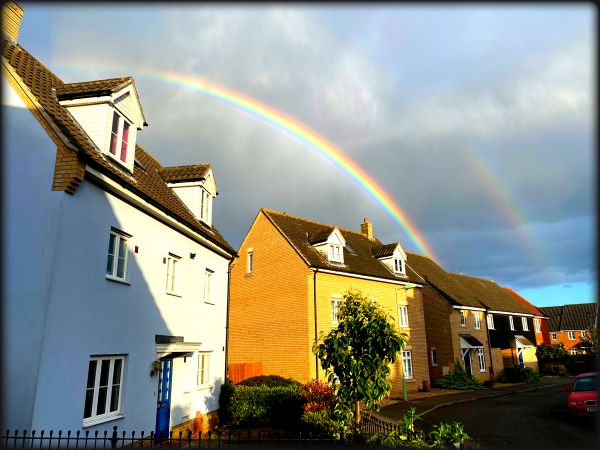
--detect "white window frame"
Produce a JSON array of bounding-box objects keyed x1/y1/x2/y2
[
  {"x1": 204, "y1": 269, "x2": 214, "y2": 304},
  {"x1": 393, "y1": 258, "x2": 405, "y2": 274},
  {"x1": 477, "y1": 348, "x2": 486, "y2": 372},
  {"x1": 197, "y1": 352, "x2": 213, "y2": 389},
  {"x1": 509, "y1": 316, "x2": 515, "y2": 331},
  {"x1": 551, "y1": 332, "x2": 557, "y2": 340},
  {"x1": 106, "y1": 230, "x2": 129, "y2": 282},
  {"x1": 83, "y1": 355, "x2": 125, "y2": 427},
  {"x1": 460, "y1": 310, "x2": 466, "y2": 327},
  {"x1": 570, "y1": 348, "x2": 578, "y2": 355},
  {"x1": 568, "y1": 331, "x2": 576, "y2": 340},
  {"x1": 165, "y1": 254, "x2": 182, "y2": 296},
  {"x1": 399, "y1": 305, "x2": 409, "y2": 328},
  {"x1": 401, "y1": 350, "x2": 413, "y2": 379},
  {"x1": 431, "y1": 347, "x2": 438, "y2": 366},
  {"x1": 534, "y1": 318, "x2": 541, "y2": 333},
  {"x1": 328, "y1": 244, "x2": 343, "y2": 263},
  {"x1": 487, "y1": 313, "x2": 495, "y2": 330},
  {"x1": 474, "y1": 312, "x2": 481, "y2": 330},
  {"x1": 199, "y1": 188, "x2": 211, "y2": 224},
  {"x1": 331, "y1": 298, "x2": 341, "y2": 324},
  {"x1": 521, "y1": 317, "x2": 529, "y2": 331},
  {"x1": 246, "y1": 250, "x2": 253, "y2": 274},
  {"x1": 108, "y1": 111, "x2": 131, "y2": 165}
]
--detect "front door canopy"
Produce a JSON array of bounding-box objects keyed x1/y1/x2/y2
[{"x1": 459, "y1": 334, "x2": 484, "y2": 349}]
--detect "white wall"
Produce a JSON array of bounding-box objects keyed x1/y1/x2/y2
[
  {"x1": 3, "y1": 79, "x2": 230, "y2": 434},
  {"x1": 2, "y1": 83, "x2": 64, "y2": 430}
]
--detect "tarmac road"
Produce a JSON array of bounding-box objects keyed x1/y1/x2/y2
[{"x1": 415, "y1": 383, "x2": 598, "y2": 449}]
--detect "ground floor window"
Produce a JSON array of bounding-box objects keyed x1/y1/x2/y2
[
  {"x1": 477, "y1": 348, "x2": 486, "y2": 371},
  {"x1": 402, "y1": 350, "x2": 413, "y2": 379},
  {"x1": 84, "y1": 355, "x2": 125, "y2": 425},
  {"x1": 197, "y1": 352, "x2": 212, "y2": 387},
  {"x1": 430, "y1": 347, "x2": 438, "y2": 366},
  {"x1": 570, "y1": 348, "x2": 578, "y2": 355}
]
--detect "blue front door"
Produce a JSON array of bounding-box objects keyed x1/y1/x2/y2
[{"x1": 155, "y1": 358, "x2": 173, "y2": 441}]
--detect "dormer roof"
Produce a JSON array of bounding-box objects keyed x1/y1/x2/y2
[
  {"x1": 372, "y1": 243, "x2": 405, "y2": 259},
  {"x1": 160, "y1": 164, "x2": 212, "y2": 184}
]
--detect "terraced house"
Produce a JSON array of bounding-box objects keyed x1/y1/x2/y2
[
  {"x1": 2, "y1": 3, "x2": 235, "y2": 436},
  {"x1": 228, "y1": 210, "x2": 430, "y2": 397},
  {"x1": 540, "y1": 303, "x2": 598, "y2": 355}
]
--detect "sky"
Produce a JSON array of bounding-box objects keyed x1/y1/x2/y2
[{"x1": 5, "y1": 2, "x2": 597, "y2": 307}]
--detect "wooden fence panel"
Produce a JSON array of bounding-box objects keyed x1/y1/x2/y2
[{"x1": 227, "y1": 362, "x2": 263, "y2": 383}]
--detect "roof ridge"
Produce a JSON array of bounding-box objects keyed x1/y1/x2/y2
[
  {"x1": 60, "y1": 76, "x2": 132, "y2": 86},
  {"x1": 261, "y1": 208, "x2": 381, "y2": 242},
  {"x1": 161, "y1": 163, "x2": 212, "y2": 170}
]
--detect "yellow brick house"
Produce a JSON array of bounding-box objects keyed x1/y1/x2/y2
[{"x1": 228, "y1": 209, "x2": 430, "y2": 397}]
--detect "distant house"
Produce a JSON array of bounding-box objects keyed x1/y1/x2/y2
[
  {"x1": 452, "y1": 274, "x2": 539, "y2": 373},
  {"x1": 2, "y1": 2, "x2": 235, "y2": 435},
  {"x1": 503, "y1": 288, "x2": 551, "y2": 345},
  {"x1": 539, "y1": 303, "x2": 598, "y2": 355},
  {"x1": 406, "y1": 255, "x2": 495, "y2": 383},
  {"x1": 228, "y1": 210, "x2": 430, "y2": 397}
]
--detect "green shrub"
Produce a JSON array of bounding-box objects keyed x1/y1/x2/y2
[
  {"x1": 431, "y1": 363, "x2": 484, "y2": 390},
  {"x1": 541, "y1": 362, "x2": 568, "y2": 376},
  {"x1": 429, "y1": 422, "x2": 472, "y2": 448},
  {"x1": 536, "y1": 344, "x2": 568, "y2": 361},
  {"x1": 218, "y1": 378, "x2": 235, "y2": 425},
  {"x1": 237, "y1": 375, "x2": 302, "y2": 388},
  {"x1": 299, "y1": 409, "x2": 345, "y2": 438},
  {"x1": 498, "y1": 365, "x2": 539, "y2": 383},
  {"x1": 229, "y1": 384, "x2": 304, "y2": 426}
]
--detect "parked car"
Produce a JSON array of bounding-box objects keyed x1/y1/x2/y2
[{"x1": 566, "y1": 372, "x2": 598, "y2": 416}]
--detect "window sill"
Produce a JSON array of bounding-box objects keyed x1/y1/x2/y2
[
  {"x1": 83, "y1": 413, "x2": 124, "y2": 428},
  {"x1": 166, "y1": 292, "x2": 182, "y2": 298},
  {"x1": 244, "y1": 273, "x2": 253, "y2": 277},
  {"x1": 106, "y1": 275, "x2": 130, "y2": 285},
  {"x1": 480, "y1": 370, "x2": 487, "y2": 372},
  {"x1": 197, "y1": 384, "x2": 214, "y2": 391},
  {"x1": 204, "y1": 301, "x2": 215, "y2": 306}
]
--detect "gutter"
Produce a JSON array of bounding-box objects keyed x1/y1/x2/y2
[
  {"x1": 224, "y1": 257, "x2": 236, "y2": 381},
  {"x1": 313, "y1": 268, "x2": 319, "y2": 381},
  {"x1": 485, "y1": 309, "x2": 495, "y2": 380}
]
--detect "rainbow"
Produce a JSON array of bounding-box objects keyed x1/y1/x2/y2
[
  {"x1": 464, "y1": 154, "x2": 546, "y2": 264},
  {"x1": 58, "y1": 63, "x2": 438, "y2": 260}
]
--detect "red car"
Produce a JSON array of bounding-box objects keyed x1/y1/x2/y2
[{"x1": 566, "y1": 372, "x2": 598, "y2": 416}]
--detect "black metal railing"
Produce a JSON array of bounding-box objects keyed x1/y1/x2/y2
[
  {"x1": 360, "y1": 410, "x2": 400, "y2": 435},
  {"x1": 2, "y1": 427, "x2": 344, "y2": 448}
]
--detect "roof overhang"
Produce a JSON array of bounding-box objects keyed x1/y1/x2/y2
[
  {"x1": 453, "y1": 305, "x2": 487, "y2": 312},
  {"x1": 488, "y1": 310, "x2": 533, "y2": 317},
  {"x1": 513, "y1": 335, "x2": 535, "y2": 348},
  {"x1": 459, "y1": 334, "x2": 484, "y2": 349},
  {"x1": 313, "y1": 267, "x2": 422, "y2": 287}
]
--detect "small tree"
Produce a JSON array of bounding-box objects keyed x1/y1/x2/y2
[
  {"x1": 578, "y1": 320, "x2": 598, "y2": 355},
  {"x1": 313, "y1": 290, "x2": 407, "y2": 433}
]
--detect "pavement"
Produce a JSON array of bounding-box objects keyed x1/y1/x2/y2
[{"x1": 374, "y1": 376, "x2": 573, "y2": 422}]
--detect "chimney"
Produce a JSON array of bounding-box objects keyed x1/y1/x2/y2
[
  {"x1": 360, "y1": 217, "x2": 373, "y2": 240},
  {"x1": 2, "y1": 2, "x2": 24, "y2": 43}
]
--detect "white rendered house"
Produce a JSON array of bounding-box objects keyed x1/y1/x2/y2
[{"x1": 1, "y1": 3, "x2": 236, "y2": 436}]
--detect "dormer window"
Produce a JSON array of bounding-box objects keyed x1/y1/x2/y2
[
  {"x1": 109, "y1": 112, "x2": 130, "y2": 163},
  {"x1": 329, "y1": 244, "x2": 343, "y2": 263},
  {"x1": 310, "y1": 227, "x2": 346, "y2": 264},
  {"x1": 394, "y1": 258, "x2": 405, "y2": 274},
  {"x1": 200, "y1": 188, "x2": 211, "y2": 224}
]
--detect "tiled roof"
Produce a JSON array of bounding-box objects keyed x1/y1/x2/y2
[
  {"x1": 372, "y1": 243, "x2": 398, "y2": 259},
  {"x1": 160, "y1": 164, "x2": 212, "y2": 183},
  {"x1": 307, "y1": 229, "x2": 333, "y2": 245},
  {"x1": 538, "y1": 306, "x2": 563, "y2": 332},
  {"x1": 261, "y1": 209, "x2": 423, "y2": 284},
  {"x1": 450, "y1": 273, "x2": 533, "y2": 315},
  {"x1": 56, "y1": 77, "x2": 133, "y2": 99},
  {"x1": 2, "y1": 38, "x2": 234, "y2": 256},
  {"x1": 503, "y1": 288, "x2": 545, "y2": 317},
  {"x1": 404, "y1": 253, "x2": 483, "y2": 308},
  {"x1": 560, "y1": 303, "x2": 597, "y2": 331},
  {"x1": 542, "y1": 303, "x2": 599, "y2": 332}
]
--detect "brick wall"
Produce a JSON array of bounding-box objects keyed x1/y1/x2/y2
[
  {"x1": 228, "y1": 212, "x2": 312, "y2": 381},
  {"x1": 421, "y1": 286, "x2": 455, "y2": 381},
  {"x1": 310, "y1": 273, "x2": 429, "y2": 397},
  {"x1": 171, "y1": 410, "x2": 219, "y2": 437},
  {"x1": 51, "y1": 144, "x2": 85, "y2": 194},
  {"x1": 550, "y1": 330, "x2": 588, "y2": 354}
]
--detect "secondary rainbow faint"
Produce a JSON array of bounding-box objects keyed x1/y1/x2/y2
[{"x1": 58, "y1": 63, "x2": 438, "y2": 261}]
